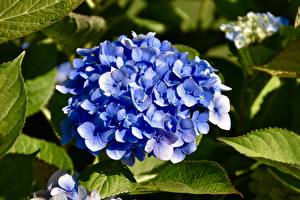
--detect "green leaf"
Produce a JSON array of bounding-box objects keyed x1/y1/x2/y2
[
  {"x1": 249, "y1": 167, "x2": 300, "y2": 200},
  {"x1": 250, "y1": 80, "x2": 300, "y2": 132},
  {"x1": 250, "y1": 76, "x2": 281, "y2": 118},
  {"x1": 0, "y1": 154, "x2": 33, "y2": 199},
  {"x1": 25, "y1": 68, "x2": 56, "y2": 116},
  {"x1": 0, "y1": 52, "x2": 27, "y2": 158},
  {"x1": 254, "y1": 38, "x2": 300, "y2": 78},
  {"x1": 238, "y1": 45, "x2": 276, "y2": 67},
  {"x1": 22, "y1": 43, "x2": 58, "y2": 116},
  {"x1": 138, "y1": 160, "x2": 239, "y2": 195},
  {"x1": 269, "y1": 167, "x2": 300, "y2": 193},
  {"x1": 44, "y1": 13, "x2": 106, "y2": 55},
  {"x1": 8, "y1": 134, "x2": 73, "y2": 171},
  {"x1": 218, "y1": 128, "x2": 300, "y2": 178},
  {"x1": 0, "y1": 0, "x2": 84, "y2": 43},
  {"x1": 129, "y1": 157, "x2": 167, "y2": 183},
  {"x1": 79, "y1": 161, "x2": 137, "y2": 198},
  {"x1": 174, "y1": 44, "x2": 199, "y2": 60}
]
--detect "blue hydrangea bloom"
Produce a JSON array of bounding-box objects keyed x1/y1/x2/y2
[
  {"x1": 220, "y1": 12, "x2": 289, "y2": 48},
  {"x1": 50, "y1": 174, "x2": 79, "y2": 199},
  {"x1": 57, "y1": 32, "x2": 231, "y2": 165},
  {"x1": 32, "y1": 170, "x2": 121, "y2": 200}
]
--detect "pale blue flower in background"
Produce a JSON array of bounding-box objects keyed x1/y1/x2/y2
[{"x1": 220, "y1": 12, "x2": 289, "y2": 48}]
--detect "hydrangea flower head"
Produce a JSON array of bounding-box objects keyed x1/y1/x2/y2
[
  {"x1": 220, "y1": 12, "x2": 289, "y2": 48},
  {"x1": 32, "y1": 170, "x2": 121, "y2": 200},
  {"x1": 57, "y1": 32, "x2": 231, "y2": 165}
]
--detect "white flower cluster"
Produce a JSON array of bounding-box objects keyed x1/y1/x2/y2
[{"x1": 220, "y1": 12, "x2": 289, "y2": 48}]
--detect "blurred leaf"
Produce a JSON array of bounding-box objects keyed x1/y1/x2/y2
[
  {"x1": 0, "y1": 52, "x2": 26, "y2": 158},
  {"x1": 219, "y1": 128, "x2": 300, "y2": 179},
  {"x1": 250, "y1": 76, "x2": 281, "y2": 118},
  {"x1": 129, "y1": 16, "x2": 166, "y2": 33},
  {"x1": 21, "y1": 43, "x2": 58, "y2": 116},
  {"x1": 138, "y1": 160, "x2": 239, "y2": 195},
  {"x1": 295, "y1": 6, "x2": 300, "y2": 28},
  {"x1": 206, "y1": 44, "x2": 238, "y2": 65},
  {"x1": 238, "y1": 45, "x2": 276, "y2": 67},
  {"x1": 44, "y1": 13, "x2": 106, "y2": 55},
  {"x1": 0, "y1": 0, "x2": 84, "y2": 43},
  {"x1": 79, "y1": 161, "x2": 137, "y2": 198},
  {"x1": 0, "y1": 154, "x2": 33, "y2": 199},
  {"x1": 214, "y1": 0, "x2": 256, "y2": 20},
  {"x1": 197, "y1": 0, "x2": 217, "y2": 30},
  {"x1": 269, "y1": 167, "x2": 300, "y2": 193},
  {"x1": 174, "y1": 44, "x2": 199, "y2": 59},
  {"x1": 8, "y1": 134, "x2": 73, "y2": 171},
  {"x1": 138, "y1": 1, "x2": 183, "y2": 30},
  {"x1": 25, "y1": 68, "x2": 56, "y2": 117},
  {"x1": 250, "y1": 80, "x2": 300, "y2": 133},
  {"x1": 255, "y1": 38, "x2": 300, "y2": 78},
  {"x1": 249, "y1": 167, "x2": 300, "y2": 200}
]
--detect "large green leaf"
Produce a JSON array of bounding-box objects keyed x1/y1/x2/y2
[
  {"x1": 250, "y1": 80, "x2": 300, "y2": 133},
  {"x1": 25, "y1": 68, "x2": 56, "y2": 116},
  {"x1": 22, "y1": 43, "x2": 58, "y2": 116},
  {"x1": 255, "y1": 38, "x2": 300, "y2": 78},
  {"x1": 44, "y1": 13, "x2": 106, "y2": 55},
  {"x1": 249, "y1": 167, "x2": 300, "y2": 200},
  {"x1": 0, "y1": 0, "x2": 84, "y2": 43},
  {"x1": 0, "y1": 52, "x2": 27, "y2": 158},
  {"x1": 8, "y1": 134, "x2": 73, "y2": 171},
  {"x1": 269, "y1": 167, "x2": 300, "y2": 193},
  {"x1": 218, "y1": 128, "x2": 300, "y2": 179},
  {"x1": 0, "y1": 154, "x2": 33, "y2": 199},
  {"x1": 129, "y1": 157, "x2": 167, "y2": 183},
  {"x1": 79, "y1": 161, "x2": 137, "y2": 198},
  {"x1": 138, "y1": 160, "x2": 239, "y2": 195}
]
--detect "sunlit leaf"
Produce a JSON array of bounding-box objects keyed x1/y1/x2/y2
[{"x1": 0, "y1": 52, "x2": 26, "y2": 158}]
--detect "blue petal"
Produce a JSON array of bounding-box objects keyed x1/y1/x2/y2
[
  {"x1": 170, "y1": 148, "x2": 185, "y2": 163},
  {"x1": 76, "y1": 48, "x2": 93, "y2": 56},
  {"x1": 99, "y1": 72, "x2": 114, "y2": 96},
  {"x1": 73, "y1": 58, "x2": 84, "y2": 68},
  {"x1": 153, "y1": 141, "x2": 173, "y2": 161},
  {"x1": 132, "y1": 47, "x2": 142, "y2": 62},
  {"x1": 121, "y1": 151, "x2": 135, "y2": 166},
  {"x1": 56, "y1": 85, "x2": 70, "y2": 94},
  {"x1": 85, "y1": 136, "x2": 106, "y2": 152},
  {"x1": 181, "y1": 142, "x2": 197, "y2": 155},
  {"x1": 77, "y1": 122, "x2": 95, "y2": 139},
  {"x1": 106, "y1": 145, "x2": 126, "y2": 160},
  {"x1": 131, "y1": 127, "x2": 143, "y2": 139},
  {"x1": 134, "y1": 147, "x2": 145, "y2": 161},
  {"x1": 181, "y1": 130, "x2": 196, "y2": 143},
  {"x1": 172, "y1": 59, "x2": 184, "y2": 78},
  {"x1": 80, "y1": 99, "x2": 96, "y2": 113},
  {"x1": 145, "y1": 138, "x2": 156, "y2": 153},
  {"x1": 180, "y1": 118, "x2": 194, "y2": 130},
  {"x1": 115, "y1": 129, "x2": 126, "y2": 143},
  {"x1": 60, "y1": 119, "x2": 73, "y2": 145},
  {"x1": 57, "y1": 174, "x2": 75, "y2": 191},
  {"x1": 117, "y1": 109, "x2": 126, "y2": 121}
]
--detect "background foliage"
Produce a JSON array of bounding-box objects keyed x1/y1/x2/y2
[{"x1": 1, "y1": 0, "x2": 300, "y2": 199}]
